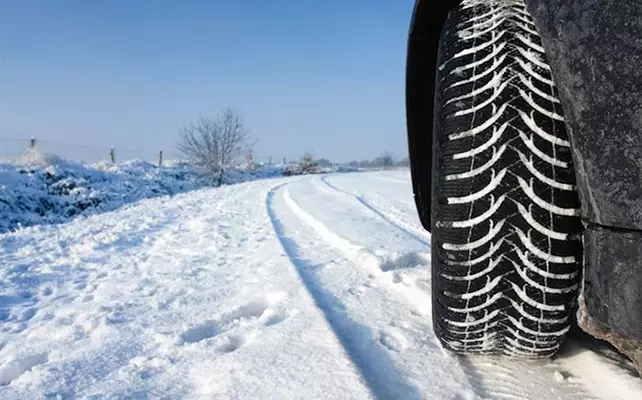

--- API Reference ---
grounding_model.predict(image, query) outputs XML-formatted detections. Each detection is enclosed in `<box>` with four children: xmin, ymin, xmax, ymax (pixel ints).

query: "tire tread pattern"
<box><xmin>432</xmin><ymin>0</ymin><xmax>583</xmax><ymax>358</ymax></box>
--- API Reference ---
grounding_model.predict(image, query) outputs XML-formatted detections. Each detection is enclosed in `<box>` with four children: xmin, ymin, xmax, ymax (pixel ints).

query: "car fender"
<box><xmin>405</xmin><ymin>0</ymin><xmax>461</xmax><ymax>231</ymax></box>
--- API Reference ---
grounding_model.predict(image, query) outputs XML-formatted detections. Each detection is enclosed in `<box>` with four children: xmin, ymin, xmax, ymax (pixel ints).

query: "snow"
<box><xmin>1</xmin><ymin>169</ymin><xmax>641</xmax><ymax>399</ymax></box>
<box><xmin>0</xmin><ymin>156</ymin><xmax>208</xmax><ymax>234</ymax></box>
<box><xmin>0</xmin><ymin>152</ymin><xmax>353</xmax><ymax>234</ymax></box>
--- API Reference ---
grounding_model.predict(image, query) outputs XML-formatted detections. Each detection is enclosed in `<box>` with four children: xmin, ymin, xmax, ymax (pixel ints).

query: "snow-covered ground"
<box><xmin>1</xmin><ymin>170</ymin><xmax>641</xmax><ymax>399</ymax></box>
<box><xmin>0</xmin><ymin>153</ymin><xmax>322</xmax><ymax>234</ymax></box>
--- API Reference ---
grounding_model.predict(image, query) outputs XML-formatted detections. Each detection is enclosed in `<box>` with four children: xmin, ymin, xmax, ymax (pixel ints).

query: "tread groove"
<box><xmin>431</xmin><ymin>0</ymin><xmax>582</xmax><ymax>358</ymax></box>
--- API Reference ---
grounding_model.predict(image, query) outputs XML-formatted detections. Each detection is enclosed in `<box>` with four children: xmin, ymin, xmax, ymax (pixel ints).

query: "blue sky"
<box><xmin>0</xmin><ymin>0</ymin><xmax>415</xmax><ymax>163</ymax></box>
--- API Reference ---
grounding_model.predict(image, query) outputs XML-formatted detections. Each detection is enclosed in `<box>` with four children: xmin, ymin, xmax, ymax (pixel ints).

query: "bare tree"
<box><xmin>371</xmin><ymin>151</ymin><xmax>395</xmax><ymax>169</ymax></box>
<box><xmin>299</xmin><ymin>151</ymin><xmax>318</xmax><ymax>174</ymax></box>
<box><xmin>178</xmin><ymin>108</ymin><xmax>250</xmax><ymax>185</ymax></box>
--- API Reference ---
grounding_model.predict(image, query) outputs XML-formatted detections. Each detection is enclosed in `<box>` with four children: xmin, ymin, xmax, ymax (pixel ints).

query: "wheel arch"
<box><xmin>405</xmin><ymin>0</ymin><xmax>461</xmax><ymax>232</ymax></box>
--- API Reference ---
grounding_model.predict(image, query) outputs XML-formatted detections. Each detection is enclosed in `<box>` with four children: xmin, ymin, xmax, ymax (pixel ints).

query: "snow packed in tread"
<box><xmin>432</xmin><ymin>0</ymin><xmax>583</xmax><ymax>358</ymax></box>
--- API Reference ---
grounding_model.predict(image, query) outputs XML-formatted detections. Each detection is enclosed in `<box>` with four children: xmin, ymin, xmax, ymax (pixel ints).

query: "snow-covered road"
<box><xmin>1</xmin><ymin>171</ymin><xmax>641</xmax><ymax>399</ymax></box>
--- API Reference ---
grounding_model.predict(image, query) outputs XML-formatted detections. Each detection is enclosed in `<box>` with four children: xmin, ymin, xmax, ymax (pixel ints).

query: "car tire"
<box><xmin>431</xmin><ymin>0</ymin><xmax>583</xmax><ymax>358</ymax></box>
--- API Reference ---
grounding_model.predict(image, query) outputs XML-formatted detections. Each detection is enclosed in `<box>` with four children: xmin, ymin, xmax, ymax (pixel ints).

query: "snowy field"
<box><xmin>1</xmin><ymin>170</ymin><xmax>641</xmax><ymax>399</ymax></box>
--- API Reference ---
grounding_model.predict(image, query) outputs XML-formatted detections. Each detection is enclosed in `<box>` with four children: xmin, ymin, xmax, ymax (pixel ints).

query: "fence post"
<box><xmin>110</xmin><ymin>147</ymin><xmax>115</xmax><ymax>164</ymax></box>
<box><xmin>29</xmin><ymin>137</ymin><xmax>37</xmax><ymax>149</ymax></box>
<box><xmin>158</xmin><ymin>150</ymin><xmax>163</xmax><ymax>167</ymax></box>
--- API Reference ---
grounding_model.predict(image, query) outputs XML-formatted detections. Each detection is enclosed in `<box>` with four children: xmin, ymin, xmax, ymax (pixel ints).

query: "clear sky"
<box><xmin>0</xmin><ymin>0</ymin><xmax>415</xmax><ymax>163</ymax></box>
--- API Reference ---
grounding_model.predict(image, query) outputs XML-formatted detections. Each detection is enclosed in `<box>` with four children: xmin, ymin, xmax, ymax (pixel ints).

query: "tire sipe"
<box><xmin>431</xmin><ymin>0</ymin><xmax>583</xmax><ymax>358</ymax></box>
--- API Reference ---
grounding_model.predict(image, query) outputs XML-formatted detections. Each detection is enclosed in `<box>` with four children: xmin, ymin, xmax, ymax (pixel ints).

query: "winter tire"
<box><xmin>431</xmin><ymin>0</ymin><xmax>583</xmax><ymax>358</ymax></box>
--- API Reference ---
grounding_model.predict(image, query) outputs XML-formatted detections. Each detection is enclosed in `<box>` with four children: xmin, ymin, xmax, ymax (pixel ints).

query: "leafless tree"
<box><xmin>299</xmin><ymin>151</ymin><xmax>318</xmax><ymax>174</ymax></box>
<box><xmin>377</xmin><ymin>151</ymin><xmax>395</xmax><ymax>169</ymax></box>
<box><xmin>178</xmin><ymin>108</ymin><xmax>251</xmax><ymax>185</ymax></box>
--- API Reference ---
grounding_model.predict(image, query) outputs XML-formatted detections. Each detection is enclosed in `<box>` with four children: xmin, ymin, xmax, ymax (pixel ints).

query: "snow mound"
<box><xmin>0</xmin><ymin>155</ymin><xmax>208</xmax><ymax>233</ymax></box>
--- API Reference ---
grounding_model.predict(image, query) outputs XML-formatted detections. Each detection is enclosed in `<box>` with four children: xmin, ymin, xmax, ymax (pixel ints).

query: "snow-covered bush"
<box><xmin>283</xmin><ymin>152</ymin><xmax>320</xmax><ymax>176</ymax></box>
<box><xmin>0</xmin><ymin>156</ymin><xmax>208</xmax><ymax>233</ymax></box>
<box><xmin>0</xmin><ymin>151</ymin><xmax>359</xmax><ymax>233</ymax></box>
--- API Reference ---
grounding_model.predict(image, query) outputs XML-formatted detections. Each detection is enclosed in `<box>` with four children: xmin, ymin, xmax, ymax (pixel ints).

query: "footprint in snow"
<box><xmin>179</xmin><ymin>292</ymin><xmax>290</xmax><ymax>346</ymax></box>
<box><xmin>180</xmin><ymin>321</ymin><xmax>256</xmax><ymax>354</ymax></box>
<box><xmin>18</xmin><ymin>290</ymin><xmax>34</xmax><ymax>300</ymax></box>
<box><xmin>378</xmin><ymin>251</ymin><xmax>427</xmax><ymax>272</ymax></box>
<box><xmin>181</xmin><ymin>321</ymin><xmax>221</xmax><ymax>344</ymax></box>
<box><xmin>379</xmin><ymin>328</ymin><xmax>408</xmax><ymax>353</ymax></box>
<box><xmin>219</xmin><ymin>332</ymin><xmax>255</xmax><ymax>353</ymax></box>
<box><xmin>18</xmin><ymin>307</ymin><xmax>37</xmax><ymax>322</ymax></box>
<box><xmin>348</xmin><ymin>285</ymin><xmax>368</xmax><ymax>296</ymax></box>
<box><xmin>222</xmin><ymin>292</ymin><xmax>287</xmax><ymax>322</ymax></box>
<box><xmin>0</xmin><ymin>352</ymin><xmax>49</xmax><ymax>386</ymax></box>
<box><xmin>259</xmin><ymin>308</ymin><xmax>291</xmax><ymax>327</ymax></box>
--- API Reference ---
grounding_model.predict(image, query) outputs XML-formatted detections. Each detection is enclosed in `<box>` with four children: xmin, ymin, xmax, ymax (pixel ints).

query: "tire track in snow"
<box><xmin>281</xmin><ymin>186</ymin><xmax>433</xmax><ymax>315</ymax></box>
<box><xmin>309</xmin><ymin>175</ymin><xmax>601</xmax><ymax>400</ymax></box>
<box><xmin>305</xmin><ymin>178</ymin><xmax>532</xmax><ymax>398</ymax></box>
<box><xmin>320</xmin><ymin>175</ymin><xmax>430</xmax><ymax>246</ymax></box>
<box><xmin>279</xmin><ymin>181</ymin><xmax>501</xmax><ymax>399</ymax></box>
<box><xmin>312</xmin><ymin>179</ymin><xmax>536</xmax><ymax>398</ymax></box>
<box><xmin>459</xmin><ymin>354</ymin><xmax>599</xmax><ymax>400</ymax></box>
<box><xmin>266</xmin><ymin>183</ymin><xmax>425</xmax><ymax>400</ymax></box>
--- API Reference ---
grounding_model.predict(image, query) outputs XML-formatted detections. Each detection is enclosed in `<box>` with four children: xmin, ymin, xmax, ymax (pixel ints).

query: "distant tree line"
<box><xmin>345</xmin><ymin>152</ymin><xmax>410</xmax><ymax>169</ymax></box>
<box><xmin>284</xmin><ymin>151</ymin><xmax>410</xmax><ymax>175</ymax></box>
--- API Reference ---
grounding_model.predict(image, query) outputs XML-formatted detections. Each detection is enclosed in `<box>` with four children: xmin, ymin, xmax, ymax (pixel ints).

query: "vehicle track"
<box><xmin>320</xmin><ymin>175</ymin><xmax>430</xmax><ymax>246</ymax></box>
<box><xmin>282</xmin><ymin>185</ymin><xmax>433</xmax><ymax>312</ymax></box>
<box><xmin>266</xmin><ymin>183</ymin><xmax>428</xmax><ymax>400</ymax></box>
<box><xmin>284</xmin><ymin>176</ymin><xmax>599</xmax><ymax>400</ymax></box>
